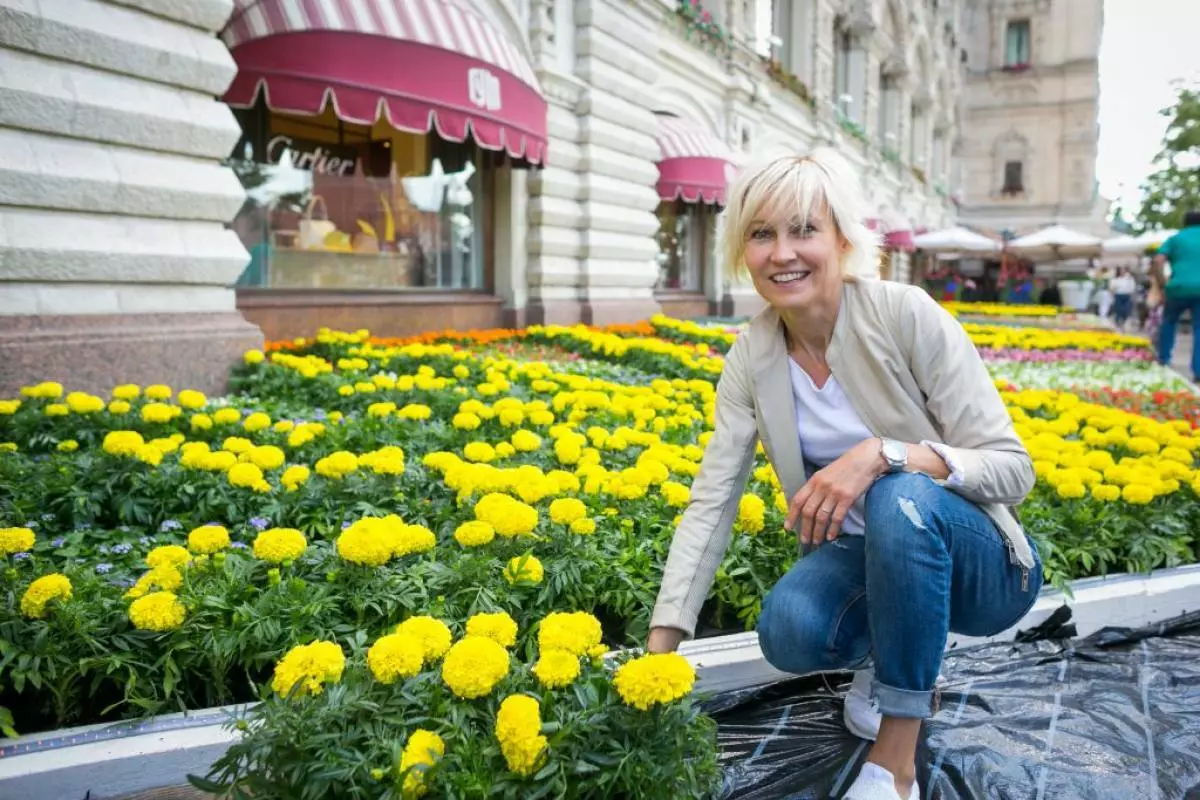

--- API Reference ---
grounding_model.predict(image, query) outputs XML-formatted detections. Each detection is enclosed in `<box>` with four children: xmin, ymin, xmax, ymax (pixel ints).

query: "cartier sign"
<box><xmin>266</xmin><ymin>135</ymin><xmax>359</xmax><ymax>176</ymax></box>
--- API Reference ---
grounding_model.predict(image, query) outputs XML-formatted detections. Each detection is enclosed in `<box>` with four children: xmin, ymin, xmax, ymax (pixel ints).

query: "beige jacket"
<box><xmin>650</xmin><ymin>278</ymin><xmax>1037</xmax><ymax>638</ymax></box>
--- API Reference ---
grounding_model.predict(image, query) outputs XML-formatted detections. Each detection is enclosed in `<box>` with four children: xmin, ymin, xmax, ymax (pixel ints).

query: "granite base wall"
<box><xmin>0</xmin><ymin>313</ymin><xmax>263</xmax><ymax>397</ymax></box>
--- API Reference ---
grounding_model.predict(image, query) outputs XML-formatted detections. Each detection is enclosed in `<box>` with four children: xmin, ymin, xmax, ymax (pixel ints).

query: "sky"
<box><xmin>1096</xmin><ymin>0</ymin><xmax>1200</xmax><ymax>215</ymax></box>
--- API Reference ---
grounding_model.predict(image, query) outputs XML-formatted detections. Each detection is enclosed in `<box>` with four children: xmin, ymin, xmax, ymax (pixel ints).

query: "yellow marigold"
<box><xmin>660</xmin><ymin>481</ymin><xmax>691</xmax><ymax>507</ymax></box>
<box><xmin>187</xmin><ymin>525</ymin><xmax>230</xmax><ymax>555</ymax></box>
<box><xmin>141</xmin><ymin>403</ymin><xmax>178</xmax><ymax>424</ymax></box>
<box><xmin>271</xmin><ymin>640</ymin><xmax>345</xmax><ymax>697</ymax></box>
<box><xmin>463</xmin><ymin>441</ymin><xmax>496</xmax><ymax>463</ymax></box>
<box><xmin>315</xmin><ymin>451</ymin><xmax>358</xmax><ymax>479</ymax></box>
<box><xmin>548</xmin><ymin>497</ymin><xmax>587</xmax><ymax>525</ymax></box>
<box><xmin>569</xmin><ymin>518</ymin><xmax>596</xmax><ymax>535</ymax></box>
<box><xmin>103</xmin><ymin>430</ymin><xmax>145</xmax><ymax>457</ymax></box>
<box><xmin>244</xmin><ymin>445</ymin><xmax>286</xmax><ymax>471</ymax></box>
<box><xmin>395</xmin><ymin>524</ymin><xmax>436</xmax><ymax>558</ymax></box>
<box><xmin>146</xmin><ymin>545</ymin><xmax>191</xmax><ymax>570</ymax></box>
<box><xmin>495</xmin><ymin>694</ymin><xmax>548</xmax><ymax>776</ymax></box>
<box><xmin>65</xmin><ymin>392</ymin><xmax>104</xmax><ymax>414</ymax></box>
<box><xmin>398</xmin><ymin>729</ymin><xmax>444</xmax><ymax>798</ymax></box>
<box><xmin>126</xmin><ymin>565</ymin><xmax>183</xmax><ymax>598</ymax></box>
<box><xmin>0</xmin><ymin>526</ymin><xmax>35</xmax><ymax>555</ymax></box>
<box><xmin>511</xmin><ymin>430</ymin><xmax>542</xmax><ymax>452</ymax></box>
<box><xmin>452</xmin><ymin>411</ymin><xmax>482</xmax><ymax>430</ymax></box>
<box><xmin>503</xmin><ymin>554</ymin><xmax>544</xmax><ymax>585</ymax></box>
<box><xmin>1091</xmin><ymin>484</ymin><xmax>1121</xmax><ymax>502</ymax></box>
<box><xmin>243</xmin><ymin>412</ymin><xmax>271</xmax><ymax>433</ymax></box>
<box><xmin>537</xmin><ymin>611</ymin><xmax>603</xmax><ymax>657</ymax></box>
<box><xmin>395</xmin><ymin>616</ymin><xmax>453</xmax><ymax>661</ymax></box>
<box><xmin>441</xmin><ymin>635</ymin><xmax>510</xmax><ymax>699</ymax></box>
<box><xmin>227</xmin><ymin>463</ymin><xmax>266</xmax><ymax>491</ymax></box>
<box><xmin>1122</xmin><ymin>483</ymin><xmax>1155</xmax><ymax>505</ymax></box>
<box><xmin>1056</xmin><ymin>482</ymin><xmax>1086</xmax><ymax>500</ymax></box>
<box><xmin>612</xmin><ymin>652</ymin><xmax>696</xmax><ymax>711</ymax></box>
<box><xmin>243</xmin><ymin>349</ymin><xmax>265</xmax><ymax>364</ymax></box>
<box><xmin>532</xmin><ymin>648</ymin><xmax>581</xmax><ymax>689</ymax></box>
<box><xmin>337</xmin><ymin>518</ymin><xmax>397</xmax><ymax>566</ymax></box>
<box><xmin>367</xmin><ymin>633</ymin><xmax>426</xmax><ymax>684</ymax></box>
<box><xmin>128</xmin><ymin>591</ymin><xmax>187</xmax><ymax>632</ymax></box>
<box><xmin>176</xmin><ymin>390</ymin><xmax>207</xmax><ymax>409</ymax></box>
<box><xmin>474</xmin><ymin>493</ymin><xmax>539</xmax><ymax>537</ymax></box>
<box><xmin>145</xmin><ymin>384</ymin><xmax>172</xmax><ymax>400</ymax></box>
<box><xmin>398</xmin><ymin>403</ymin><xmax>432</xmax><ymax>421</ymax></box>
<box><xmin>454</xmin><ymin>520</ymin><xmax>495</xmax><ymax>547</ymax></box>
<box><xmin>20</xmin><ymin>573</ymin><xmax>72</xmax><ymax>619</ymax></box>
<box><xmin>737</xmin><ymin>494</ymin><xmax>766</xmax><ymax>534</ymax></box>
<box><xmin>253</xmin><ymin>528</ymin><xmax>307</xmax><ymax>564</ymax></box>
<box><xmin>212</xmin><ymin>407</ymin><xmax>241</xmax><ymax>425</ymax></box>
<box><xmin>281</xmin><ymin>465</ymin><xmax>310</xmax><ymax>491</ymax></box>
<box><xmin>190</xmin><ymin>413</ymin><xmax>213</xmax><ymax>431</ymax></box>
<box><xmin>111</xmin><ymin>384</ymin><xmax>140</xmax><ymax>400</ymax></box>
<box><xmin>465</xmin><ymin>611</ymin><xmax>518</xmax><ymax>648</ymax></box>
<box><xmin>108</xmin><ymin>400</ymin><xmax>131</xmax><ymax>414</ymax></box>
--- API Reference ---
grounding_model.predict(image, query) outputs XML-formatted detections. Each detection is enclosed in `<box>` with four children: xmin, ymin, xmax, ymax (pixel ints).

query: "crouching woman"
<box><xmin>646</xmin><ymin>149</ymin><xmax>1042</xmax><ymax>800</ymax></box>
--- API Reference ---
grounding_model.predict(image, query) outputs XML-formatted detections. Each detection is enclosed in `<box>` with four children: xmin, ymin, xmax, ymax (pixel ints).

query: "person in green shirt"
<box><xmin>1153</xmin><ymin>211</ymin><xmax>1200</xmax><ymax>380</ymax></box>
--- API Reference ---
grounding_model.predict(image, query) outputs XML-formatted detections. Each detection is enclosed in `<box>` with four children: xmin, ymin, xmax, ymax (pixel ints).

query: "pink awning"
<box><xmin>655</xmin><ymin>114</ymin><xmax>736</xmax><ymax>205</ymax></box>
<box><xmin>221</xmin><ymin>0</ymin><xmax>548</xmax><ymax>165</ymax></box>
<box><xmin>879</xmin><ymin>210</ymin><xmax>915</xmax><ymax>252</ymax></box>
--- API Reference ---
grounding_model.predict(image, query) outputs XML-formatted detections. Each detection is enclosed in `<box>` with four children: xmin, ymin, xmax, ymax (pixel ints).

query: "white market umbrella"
<box><xmin>1102</xmin><ymin>234</ymin><xmax>1143</xmax><ymax>254</ymax></box>
<box><xmin>1007</xmin><ymin>225</ymin><xmax>1103</xmax><ymax>260</ymax></box>
<box><xmin>912</xmin><ymin>226</ymin><xmax>1001</xmax><ymax>254</ymax></box>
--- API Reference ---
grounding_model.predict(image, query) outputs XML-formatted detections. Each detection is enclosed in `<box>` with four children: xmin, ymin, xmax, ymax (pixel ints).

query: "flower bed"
<box><xmin>2</xmin><ymin>313</ymin><xmax>1200</xmax><ymax>794</ymax></box>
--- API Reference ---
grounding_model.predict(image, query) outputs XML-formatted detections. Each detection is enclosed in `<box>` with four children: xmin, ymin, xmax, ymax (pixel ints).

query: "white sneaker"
<box><xmin>843</xmin><ymin>668</ymin><xmax>882</xmax><ymax>741</ymax></box>
<box><xmin>843</xmin><ymin>761</ymin><xmax>919</xmax><ymax>800</ymax></box>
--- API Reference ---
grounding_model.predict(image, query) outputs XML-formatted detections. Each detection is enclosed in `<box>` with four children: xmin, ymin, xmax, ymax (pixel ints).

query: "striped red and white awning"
<box><xmin>654</xmin><ymin>114</ymin><xmax>736</xmax><ymax>205</ymax></box>
<box><xmin>221</xmin><ymin>0</ymin><xmax>548</xmax><ymax>164</ymax></box>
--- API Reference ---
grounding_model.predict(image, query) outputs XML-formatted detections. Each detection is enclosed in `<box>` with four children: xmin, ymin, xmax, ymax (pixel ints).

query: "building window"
<box><xmin>226</xmin><ymin>102</ymin><xmax>487</xmax><ymax>292</ymax></box>
<box><xmin>1004</xmin><ymin>19</ymin><xmax>1031</xmax><ymax>68</ymax></box>
<box><xmin>655</xmin><ymin>201</ymin><xmax>713</xmax><ymax>293</ymax></box>
<box><xmin>1002</xmin><ymin>160</ymin><xmax>1024</xmax><ymax>194</ymax></box>
<box><xmin>834</xmin><ymin>24</ymin><xmax>852</xmax><ymax>113</ymax></box>
<box><xmin>772</xmin><ymin>0</ymin><xmax>793</xmax><ymax>70</ymax></box>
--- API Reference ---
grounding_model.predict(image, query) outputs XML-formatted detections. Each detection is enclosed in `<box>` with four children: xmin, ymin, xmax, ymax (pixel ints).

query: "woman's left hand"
<box><xmin>785</xmin><ymin>437</ymin><xmax>886</xmax><ymax>547</ymax></box>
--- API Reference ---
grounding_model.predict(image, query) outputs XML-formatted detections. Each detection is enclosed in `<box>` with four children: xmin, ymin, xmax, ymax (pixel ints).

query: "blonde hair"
<box><xmin>717</xmin><ymin>147</ymin><xmax>880</xmax><ymax>280</ymax></box>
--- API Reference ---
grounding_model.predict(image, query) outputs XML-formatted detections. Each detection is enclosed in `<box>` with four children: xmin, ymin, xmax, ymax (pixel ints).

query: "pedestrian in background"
<box><xmin>1109</xmin><ymin>266</ymin><xmax>1137</xmax><ymax>331</ymax></box>
<box><xmin>1153</xmin><ymin>211</ymin><xmax>1200</xmax><ymax>381</ymax></box>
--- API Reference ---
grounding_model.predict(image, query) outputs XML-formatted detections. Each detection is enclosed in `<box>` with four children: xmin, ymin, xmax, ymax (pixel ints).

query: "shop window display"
<box><xmin>227</xmin><ymin>104</ymin><xmax>486</xmax><ymax>292</ymax></box>
<box><xmin>655</xmin><ymin>201</ymin><xmax>715</xmax><ymax>292</ymax></box>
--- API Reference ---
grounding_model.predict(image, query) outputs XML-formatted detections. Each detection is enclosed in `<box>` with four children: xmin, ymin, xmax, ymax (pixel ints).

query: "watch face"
<box><xmin>883</xmin><ymin>440</ymin><xmax>907</xmax><ymax>463</ymax></box>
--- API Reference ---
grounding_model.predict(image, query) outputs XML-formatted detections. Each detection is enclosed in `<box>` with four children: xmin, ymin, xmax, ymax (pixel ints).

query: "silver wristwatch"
<box><xmin>879</xmin><ymin>438</ymin><xmax>908</xmax><ymax>473</ymax></box>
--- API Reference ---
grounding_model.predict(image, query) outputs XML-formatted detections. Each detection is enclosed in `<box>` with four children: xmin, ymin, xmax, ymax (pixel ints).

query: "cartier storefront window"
<box><xmin>227</xmin><ymin>101</ymin><xmax>487</xmax><ymax>292</ymax></box>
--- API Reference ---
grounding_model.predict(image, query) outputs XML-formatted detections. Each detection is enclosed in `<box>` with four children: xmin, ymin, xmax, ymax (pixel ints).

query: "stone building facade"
<box><xmin>1</xmin><ymin>0</ymin><xmax>965</xmax><ymax>394</ymax></box>
<box><xmin>956</xmin><ymin>0</ymin><xmax>1111</xmax><ymax>237</ymax></box>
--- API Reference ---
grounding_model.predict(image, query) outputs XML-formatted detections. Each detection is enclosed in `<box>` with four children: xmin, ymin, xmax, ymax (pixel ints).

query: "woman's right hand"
<box><xmin>647</xmin><ymin>626</ymin><xmax>685</xmax><ymax>654</ymax></box>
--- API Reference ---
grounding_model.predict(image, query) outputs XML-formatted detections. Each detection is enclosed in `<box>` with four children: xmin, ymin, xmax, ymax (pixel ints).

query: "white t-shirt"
<box><xmin>1110</xmin><ymin>274</ymin><xmax>1136</xmax><ymax>296</ymax></box>
<box><xmin>788</xmin><ymin>359</ymin><xmax>872</xmax><ymax>535</ymax></box>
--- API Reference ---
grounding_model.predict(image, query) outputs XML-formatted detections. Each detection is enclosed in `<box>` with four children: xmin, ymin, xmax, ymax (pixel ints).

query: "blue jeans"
<box><xmin>1157</xmin><ymin>295</ymin><xmax>1200</xmax><ymax>378</ymax></box>
<box><xmin>756</xmin><ymin>473</ymin><xmax>1043</xmax><ymax>719</ymax></box>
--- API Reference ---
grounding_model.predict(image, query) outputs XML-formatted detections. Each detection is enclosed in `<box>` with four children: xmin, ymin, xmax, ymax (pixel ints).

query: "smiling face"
<box><xmin>742</xmin><ymin>201</ymin><xmax>848</xmax><ymax>314</ymax></box>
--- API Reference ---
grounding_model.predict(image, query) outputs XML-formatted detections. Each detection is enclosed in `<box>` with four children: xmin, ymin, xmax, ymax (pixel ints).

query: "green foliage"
<box><xmin>1135</xmin><ymin>85</ymin><xmax>1200</xmax><ymax>232</ymax></box>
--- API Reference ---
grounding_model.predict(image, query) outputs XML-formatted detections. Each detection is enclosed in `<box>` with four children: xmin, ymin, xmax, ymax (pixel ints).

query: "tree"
<box><xmin>1135</xmin><ymin>84</ymin><xmax>1200</xmax><ymax>233</ymax></box>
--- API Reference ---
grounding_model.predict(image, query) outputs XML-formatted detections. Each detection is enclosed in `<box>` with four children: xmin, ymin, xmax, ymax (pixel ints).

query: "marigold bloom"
<box><xmin>441</xmin><ymin>635</ymin><xmax>509</xmax><ymax>699</ymax></box>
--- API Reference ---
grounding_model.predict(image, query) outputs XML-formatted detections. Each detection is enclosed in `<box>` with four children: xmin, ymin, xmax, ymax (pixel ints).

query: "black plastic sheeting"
<box><xmin>710</xmin><ymin>606</ymin><xmax>1200</xmax><ymax>799</ymax></box>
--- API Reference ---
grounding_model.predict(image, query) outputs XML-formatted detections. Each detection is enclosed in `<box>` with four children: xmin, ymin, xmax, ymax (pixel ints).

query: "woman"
<box><xmin>1109</xmin><ymin>266</ymin><xmax>1137</xmax><ymax>331</ymax></box>
<box><xmin>647</xmin><ymin>150</ymin><xmax>1042</xmax><ymax>800</ymax></box>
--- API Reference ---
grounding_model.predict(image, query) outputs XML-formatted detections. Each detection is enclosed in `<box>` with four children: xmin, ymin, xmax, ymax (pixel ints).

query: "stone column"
<box><xmin>568</xmin><ymin>0</ymin><xmax>663</xmax><ymax>325</ymax></box>
<box><xmin>493</xmin><ymin>168</ymin><xmax>529</xmax><ymax>327</ymax></box>
<box><xmin>0</xmin><ymin>0</ymin><xmax>260</xmax><ymax>397</ymax></box>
